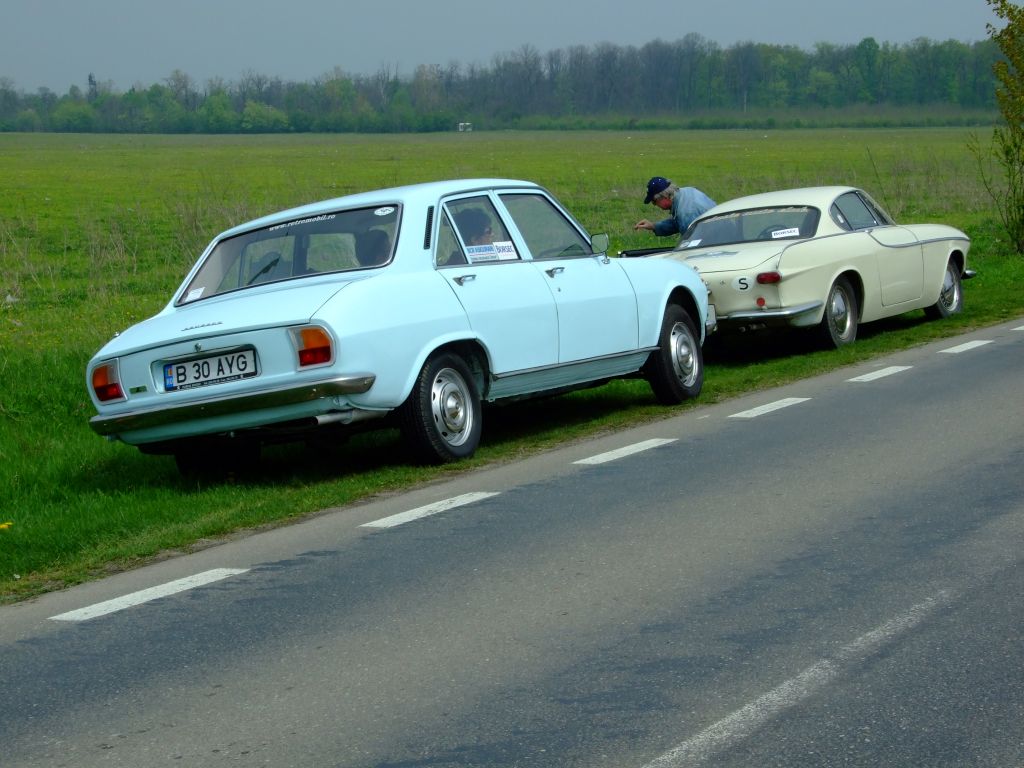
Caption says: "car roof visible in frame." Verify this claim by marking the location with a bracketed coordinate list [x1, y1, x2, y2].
[219, 178, 540, 239]
[704, 186, 861, 216]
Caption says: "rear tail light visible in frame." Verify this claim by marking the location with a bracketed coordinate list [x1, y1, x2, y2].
[91, 362, 125, 402]
[292, 326, 333, 367]
[756, 271, 782, 284]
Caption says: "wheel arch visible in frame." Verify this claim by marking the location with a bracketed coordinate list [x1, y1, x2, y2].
[833, 269, 865, 320]
[399, 337, 491, 406]
[949, 247, 967, 275]
[665, 286, 704, 342]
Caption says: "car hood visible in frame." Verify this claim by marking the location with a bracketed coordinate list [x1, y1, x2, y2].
[95, 280, 351, 358]
[661, 242, 782, 274]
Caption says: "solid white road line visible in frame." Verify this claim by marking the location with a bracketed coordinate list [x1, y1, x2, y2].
[847, 365, 912, 383]
[940, 340, 993, 354]
[361, 491, 500, 529]
[642, 590, 954, 768]
[49, 568, 250, 622]
[728, 398, 810, 419]
[574, 438, 677, 465]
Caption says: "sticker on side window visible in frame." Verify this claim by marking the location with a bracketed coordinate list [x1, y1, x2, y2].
[492, 241, 516, 260]
[467, 244, 498, 263]
[770, 227, 800, 239]
[466, 242, 517, 263]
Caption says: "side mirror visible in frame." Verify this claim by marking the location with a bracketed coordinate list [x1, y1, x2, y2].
[591, 233, 610, 254]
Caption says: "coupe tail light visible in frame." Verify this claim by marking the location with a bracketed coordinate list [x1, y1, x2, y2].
[91, 362, 125, 402]
[756, 271, 782, 284]
[293, 326, 333, 367]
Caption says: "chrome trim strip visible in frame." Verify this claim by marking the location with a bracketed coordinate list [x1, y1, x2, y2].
[90, 374, 375, 436]
[489, 347, 658, 380]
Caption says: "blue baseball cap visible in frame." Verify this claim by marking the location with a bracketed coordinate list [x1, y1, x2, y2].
[644, 176, 671, 204]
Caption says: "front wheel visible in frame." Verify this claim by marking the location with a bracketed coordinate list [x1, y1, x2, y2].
[644, 304, 704, 404]
[818, 277, 858, 348]
[924, 258, 963, 320]
[399, 352, 482, 463]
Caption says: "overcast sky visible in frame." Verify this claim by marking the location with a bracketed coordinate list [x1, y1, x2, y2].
[0, 0, 1001, 93]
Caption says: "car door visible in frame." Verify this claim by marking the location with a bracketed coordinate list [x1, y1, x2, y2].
[435, 196, 559, 374]
[497, 191, 639, 363]
[833, 191, 923, 306]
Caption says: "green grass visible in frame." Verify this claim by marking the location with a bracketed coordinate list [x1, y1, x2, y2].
[1, 128, 1022, 602]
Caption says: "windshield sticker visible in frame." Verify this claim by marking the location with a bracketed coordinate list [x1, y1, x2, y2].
[680, 238, 703, 249]
[268, 213, 336, 232]
[771, 227, 800, 239]
[374, 206, 396, 217]
[184, 287, 205, 302]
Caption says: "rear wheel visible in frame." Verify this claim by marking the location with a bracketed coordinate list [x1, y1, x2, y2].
[644, 304, 704, 404]
[818, 277, 858, 348]
[400, 352, 482, 463]
[924, 258, 963, 320]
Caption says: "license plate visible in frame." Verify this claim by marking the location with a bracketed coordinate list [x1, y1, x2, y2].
[163, 349, 258, 391]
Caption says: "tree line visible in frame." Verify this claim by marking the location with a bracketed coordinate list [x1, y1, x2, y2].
[0, 34, 1002, 134]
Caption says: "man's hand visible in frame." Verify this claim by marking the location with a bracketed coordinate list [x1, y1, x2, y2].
[634, 219, 655, 232]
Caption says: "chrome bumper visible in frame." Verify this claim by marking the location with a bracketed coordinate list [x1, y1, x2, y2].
[718, 300, 824, 324]
[90, 374, 376, 436]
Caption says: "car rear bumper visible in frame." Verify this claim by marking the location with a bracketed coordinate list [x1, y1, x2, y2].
[90, 373, 376, 437]
[718, 300, 823, 325]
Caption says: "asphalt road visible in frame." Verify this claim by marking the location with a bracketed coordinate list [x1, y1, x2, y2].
[2, 320, 1023, 768]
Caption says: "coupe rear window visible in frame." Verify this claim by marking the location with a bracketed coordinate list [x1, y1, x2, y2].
[178, 205, 400, 304]
[678, 206, 820, 250]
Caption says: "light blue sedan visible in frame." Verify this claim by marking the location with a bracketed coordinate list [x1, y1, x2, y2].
[87, 179, 711, 473]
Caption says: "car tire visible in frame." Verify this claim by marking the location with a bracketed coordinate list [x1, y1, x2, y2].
[400, 352, 482, 463]
[924, 258, 963, 320]
[644, 304, 704, 404]
[818, 277, 858, 348]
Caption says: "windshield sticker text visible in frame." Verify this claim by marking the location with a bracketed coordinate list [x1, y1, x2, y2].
[269, 213, 336, 232]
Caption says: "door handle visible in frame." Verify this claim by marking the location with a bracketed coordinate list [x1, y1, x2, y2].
[453, 274, 476, 285]
[545, 266, 565, 277]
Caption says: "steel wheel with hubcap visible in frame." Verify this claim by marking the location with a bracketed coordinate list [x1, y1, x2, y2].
[818, 277, 858, 348]
[645, 304, 704, 404]
[924, 258, 963, 320]
[400, 352, 482, 463]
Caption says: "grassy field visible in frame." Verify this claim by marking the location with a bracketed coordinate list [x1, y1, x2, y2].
[2, 128, 1022, 602]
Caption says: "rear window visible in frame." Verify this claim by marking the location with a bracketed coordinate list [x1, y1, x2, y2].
[680, 206, 820, 249]
[178, 205, 399, 305]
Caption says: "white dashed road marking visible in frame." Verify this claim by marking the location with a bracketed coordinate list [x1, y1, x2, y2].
[50, 568, 250, 622]
[847, 365, 912, 382]
[728, 398, 810, 419]
[574, 438, 677, 465]
[940, 340, 993, 354]
[642, 590, 954, 768]
[361, 491, 500, 529]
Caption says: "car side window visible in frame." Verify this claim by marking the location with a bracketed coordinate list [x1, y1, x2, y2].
[444, 196, 519, 264]
[499, 193, 591, 259]
[832, 192, 880, 231]
[435, 212, 466, 267]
